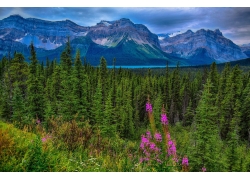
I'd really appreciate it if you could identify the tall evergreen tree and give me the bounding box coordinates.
[27,42,45,121]
[189,79,224,172]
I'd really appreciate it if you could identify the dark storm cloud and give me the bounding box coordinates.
[0,7,250,44]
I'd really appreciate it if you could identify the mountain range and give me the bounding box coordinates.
[0,14,249,66]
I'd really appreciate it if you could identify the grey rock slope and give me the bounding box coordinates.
[0,15,249,66]
[0,15,177,65]
[0,14,87,50]
[240,43,250,57]
[160,29,248,64]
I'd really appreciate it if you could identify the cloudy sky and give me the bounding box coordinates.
[0,7,250,45]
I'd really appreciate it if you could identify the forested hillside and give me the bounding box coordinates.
[1,40,250,172]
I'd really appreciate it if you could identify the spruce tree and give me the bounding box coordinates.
[11,84,26,124]
[27,42,45,121]
[189,79,224,172]
[91,76,103,125]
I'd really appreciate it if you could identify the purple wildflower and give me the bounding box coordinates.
[140,142,145,149]
[202,167,206,172]
[145,152,150,157]
[157,159,162,164]
[41,134,52,143]
[36,119,41,124]
[149,142,156,151]
[167,133,171,140]
[182,157,189,166]
[146,102,152,112]
[154,132,162,142]
[141,135,149,144]
[168,140,176,156]
[173,157,179,162]
[146,131,152,139]
[140,135,150,149]
[161,114,168,125]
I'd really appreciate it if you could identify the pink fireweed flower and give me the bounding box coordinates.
[146,102,152,112]
[167,140,176,156]
[202,167,206,172]
[140,135,149,149]
[145,151,150,157]
[173,157,179,162]
[140,142,145,149]
[157,159,162,164]
[182,157,189,166]
[141,135,149,144]
[41,137,46,142]
[146,131,152,139]
[161,113,168,125]
[154,132,162,142]
[149,142,156,151]
[167,133,171,140]
[41,134,52,143]
[36,119,41,124]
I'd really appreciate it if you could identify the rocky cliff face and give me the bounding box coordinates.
[0,15,249,66]
[160,29,248,63]
[86,18,160,49]
[0,14,88,50]
[0,15,160,50]
[0,15,173,65]
[240,43,250,57]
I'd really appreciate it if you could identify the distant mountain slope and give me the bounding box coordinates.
[240,43,250,57]
[0,15,249,66]
[0,15,178,65]
[34,36,190,66]
[159,29,248,64]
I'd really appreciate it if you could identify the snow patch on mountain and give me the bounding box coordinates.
[168,31,184,37]
[15,34,62,50]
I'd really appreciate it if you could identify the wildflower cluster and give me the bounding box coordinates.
[167,134,178,162]
[202,167,206,172]
[139,131,162,164]
[154,133,162,142]
[146,102,152,112]
[41,134,52,143]
[138,98,190,171]
[182,156,189,172]
[36,119,41,124]
[161,105,168,125]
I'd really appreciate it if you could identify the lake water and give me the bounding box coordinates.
[105,65,168,69]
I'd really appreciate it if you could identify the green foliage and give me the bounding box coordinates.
[188,79,224,172]
[1,46,250,172]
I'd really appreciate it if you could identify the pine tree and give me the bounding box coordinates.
[91,76,103,125]
[102,90,116,137]
[169,63,181,124]
[189,79,224,172]
[100,57,108,104]
[27,42,45,121]
[219,65,243,140]
[183,100,195,126]
[208,62,219,95]
[11,84,26,124]
[240,79,250,141]
[61,37,72,73]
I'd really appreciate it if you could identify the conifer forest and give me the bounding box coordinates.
[1,41,250,172]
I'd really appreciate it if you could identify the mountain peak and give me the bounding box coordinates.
[186,30,193,34]
[5,14,24,20]
[214,29,223,36]
[119,18,131,21]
